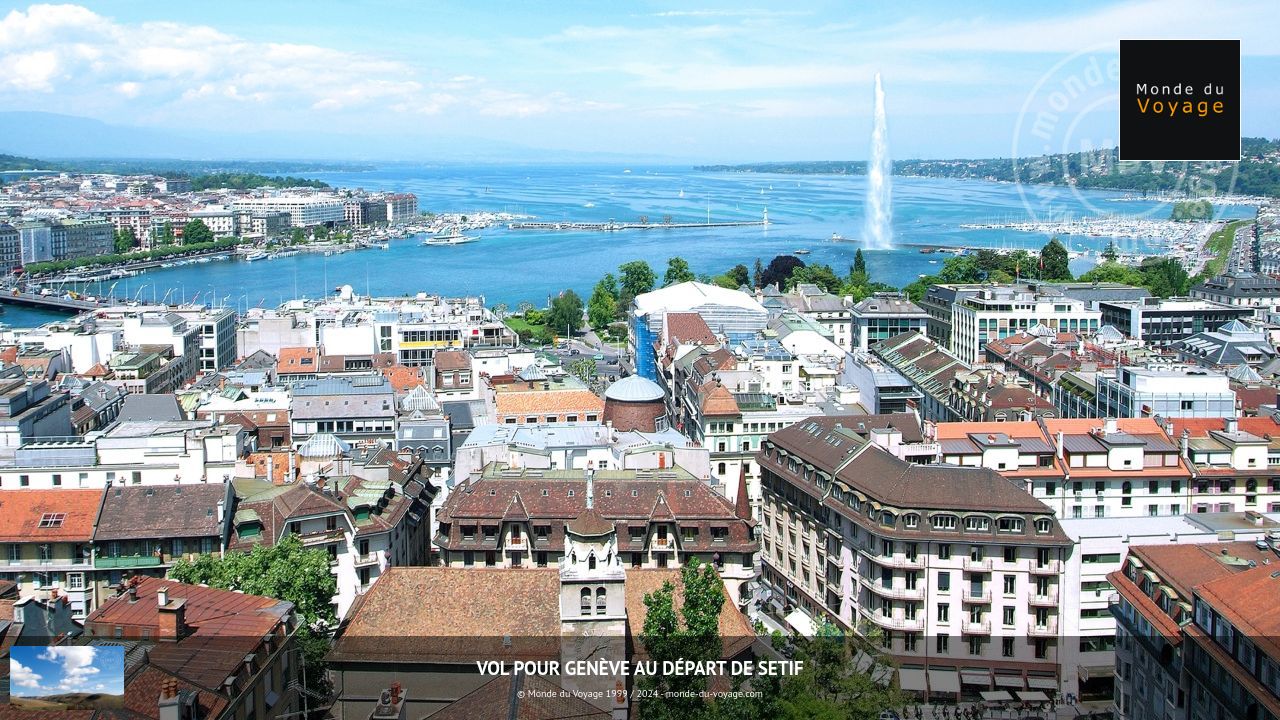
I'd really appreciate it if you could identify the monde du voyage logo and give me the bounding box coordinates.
[1120,40,1240,162]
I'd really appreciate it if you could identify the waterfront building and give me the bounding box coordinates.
[1098,297,1253,346]
[95,205,154,247]
[433,463,758,605]
[1174,319,1279,372]
[850,293,929,352]
[15,216,113,264]
[384,192,418,223]
[0,222,21,272]
[231,195,345,227]
[1191,270,1280,318]
[758,415,1073,698]
[83,576,302,720]
[188,206,240,237]
[1108,540,1280,720]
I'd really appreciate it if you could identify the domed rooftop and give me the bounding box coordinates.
[298,433,351,459]
[604,375,664,403]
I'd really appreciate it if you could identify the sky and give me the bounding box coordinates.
[0,1,1277,161]
[8,645,125,698]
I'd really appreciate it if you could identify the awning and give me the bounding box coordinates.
[785,609,816,638]
[980,690,1013,702]
[928,668,961,694]
[1017,690,1050,702]
[994,674,1023,688]
[1026,677,1059,690]
[960,669,990,685]
[898,667,928,692]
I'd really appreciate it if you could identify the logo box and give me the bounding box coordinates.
[1119,39,1240,161]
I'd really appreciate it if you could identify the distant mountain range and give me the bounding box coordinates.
[0,111,676,165]
[696,138,1280,197]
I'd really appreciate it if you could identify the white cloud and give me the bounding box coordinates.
[116,81,140,97]
[39,645,100,691]
[10,659,42,689]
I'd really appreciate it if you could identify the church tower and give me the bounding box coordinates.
[558,466,628,720]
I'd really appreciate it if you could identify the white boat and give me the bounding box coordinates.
[583,202,596,208]
[794,249,811,255]
[424,230,479,246]
[244,251,268,262]
[831,232,846,241]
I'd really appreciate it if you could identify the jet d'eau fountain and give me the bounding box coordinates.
[863,73,893,250]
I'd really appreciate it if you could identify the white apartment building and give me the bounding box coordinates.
[760,416,1072,700]
[951,286,1101,363]
[1094,365,1237,419]
[231,195,345,227]
[0,419,245,489]
[187,206,240,237]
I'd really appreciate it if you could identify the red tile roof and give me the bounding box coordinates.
[380,365,424,394]
[276,347,317,374]
[433,350,472,371]
[1169,416,1280,438]
[665,312,718,346]
[0,489,102,542]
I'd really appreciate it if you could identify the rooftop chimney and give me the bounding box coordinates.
[157,593,187,642]
[157,586,168,607]
[369,682,408,720]
[1225,417,1239,434]
[128,586,138,603]
[1180,429,1190,459]
[585,464,595,510]
[1103,418,1118,435]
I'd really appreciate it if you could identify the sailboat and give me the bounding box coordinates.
[424,227,479,246]
[679,189,685,198]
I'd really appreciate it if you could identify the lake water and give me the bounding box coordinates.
[5,165,1255,327]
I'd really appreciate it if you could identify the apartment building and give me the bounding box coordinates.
[433,464,759,605]
[0,222,21,272]
[228,448,435,618]
[630,281,769,381]
[851,293,929,352]
[1109,541,1280,720]
[1191,270,1280,317]
[1099,297,1252,346]
[1093,366,1239,419]
[290,375,397,446]
[773,283,855,351]
[384,193,419,223]
[1169,416,1280,514]
[0,364,74,462]
[872,331,970,422]
[950,285,1101,364]
[759,416,1073,698]
[0,488,100,617]
[83,577,301,720]
[231,195,345,227]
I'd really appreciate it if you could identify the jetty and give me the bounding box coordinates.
[508,211,770,233]
[0,289,106,312]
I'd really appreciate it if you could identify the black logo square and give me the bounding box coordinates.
[1119,39,1240,161]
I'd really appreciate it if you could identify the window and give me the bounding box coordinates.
[1035,518,1052,534]
[596,588,608,615]
[937,572,950,592]
[996,517,1024,533]
[1003,607,1015,626]
[51,474,61,487]
[936,635,949,655]
[938,544,951,560]
[485,551,496,567]
[19,475,29,487]
[37,513,65,529]
[1003,546,1017,563]
[580,588,592,616]
[1002,637,1015,657]
[937,603,950,622]
[1002,575,1016,595]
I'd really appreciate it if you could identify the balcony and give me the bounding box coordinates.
[353,552,381,568]
[299,529,345,547]
[861,548,924,569]
[1029,593,1059,607]
[963,588,992,603]
[963,557,993,571]
[864,579,925,601]
[1028,618,1059,637]
[1029,560,1062,575]
[962,619,992,634]
[651,537,675,552]
[95,555,164,569]
[868,613,924,631]
[6,558,92,569]
[506,536,526,550]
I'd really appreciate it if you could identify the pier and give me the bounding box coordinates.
[508,213,769,233]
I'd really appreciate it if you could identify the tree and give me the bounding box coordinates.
[1102,240,1119,262]
[567,357,597,385]
[169,535,337,703]
[492,302,509,319]
[182,219,214,246]
[789,263,842,293]
[1039,238,1072,281]
[1078,261,1143,285]
[637,559,725,720]
[752,258,764,288]
[113,228,136,254]
[290,227,306,245]
[853,249,867,276]
[516,301,535,317]
[546,289,585,336]
[726,264,750,288]
[619,260,656,299]
[664,256,696,286]
[158,222,176,247]
[770,623,908,719]
[758,255,806,290]
[588,276,619,329]
[313,225,330,241]
[1140,257,1191,297]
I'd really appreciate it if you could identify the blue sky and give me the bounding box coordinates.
[8,645,125,697]
[0,1,1277,161]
